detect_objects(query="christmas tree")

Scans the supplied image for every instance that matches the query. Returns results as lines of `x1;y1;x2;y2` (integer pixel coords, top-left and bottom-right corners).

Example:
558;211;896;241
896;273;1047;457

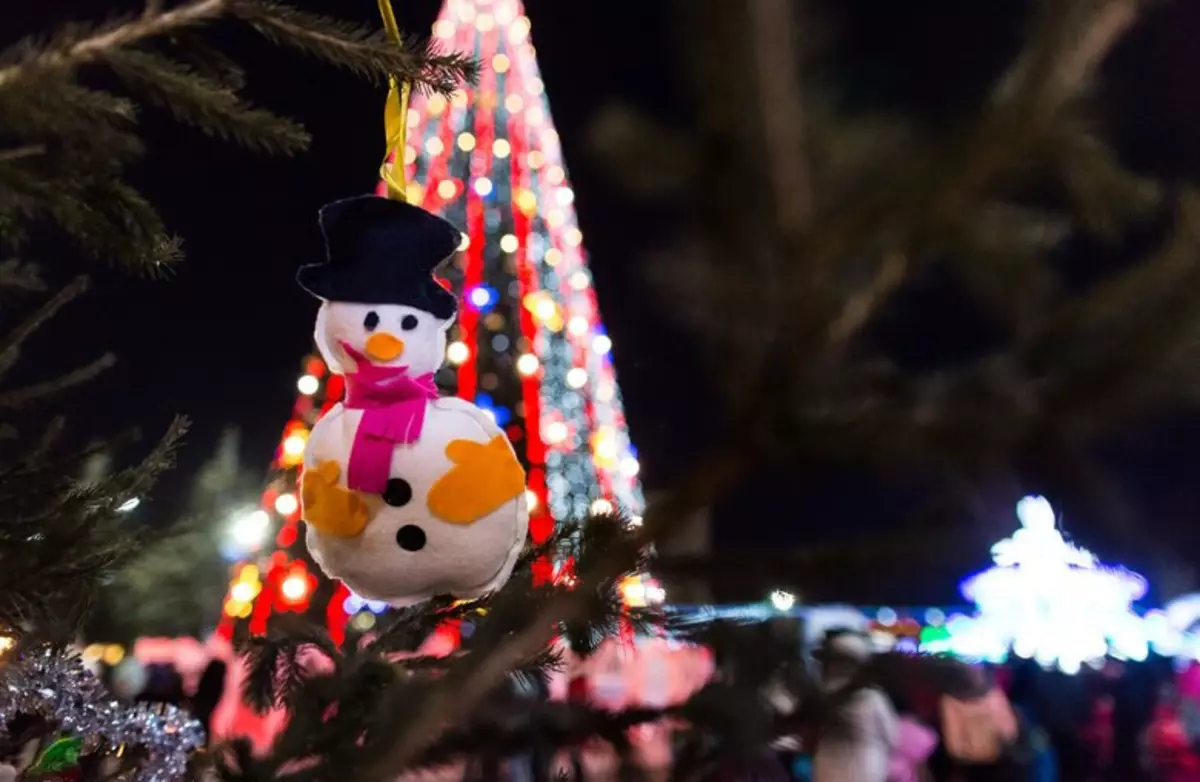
217;0;648;644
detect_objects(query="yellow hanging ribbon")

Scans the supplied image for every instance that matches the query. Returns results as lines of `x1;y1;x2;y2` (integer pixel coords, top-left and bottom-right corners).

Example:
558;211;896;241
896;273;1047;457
378;0;411;202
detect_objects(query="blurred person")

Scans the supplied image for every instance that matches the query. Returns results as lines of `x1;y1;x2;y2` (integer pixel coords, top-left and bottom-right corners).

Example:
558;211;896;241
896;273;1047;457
886;693;938;782
1142;682;1200;782
812;629;897;782
939;664;1020;781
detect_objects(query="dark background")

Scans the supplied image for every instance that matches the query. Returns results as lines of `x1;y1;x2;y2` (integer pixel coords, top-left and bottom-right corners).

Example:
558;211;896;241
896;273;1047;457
8;0;1200;604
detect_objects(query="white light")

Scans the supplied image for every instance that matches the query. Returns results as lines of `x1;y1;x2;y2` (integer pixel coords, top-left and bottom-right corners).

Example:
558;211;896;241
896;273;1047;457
499;234;518;253
297;374;320;395
534;298;557;322
595;384;614;402
770;590;796;612
274;492;299;516
566;367;588;389
628;514;644;527
458;232;470;251
283;434;307;458
567;315;589;336
620;457;640;477
516;353;540;376
281;574;308;602
544;421;568;444
592;335;612;355
590;498;614;515
569;271;590;290
116;497;140;513
556;188;575;206
524;489;539;512
944;495;1151;674
469;287;491;307
231;509;271;549
474;177;493;196
493;139;511;158
447;341;470;364
230;582;256;603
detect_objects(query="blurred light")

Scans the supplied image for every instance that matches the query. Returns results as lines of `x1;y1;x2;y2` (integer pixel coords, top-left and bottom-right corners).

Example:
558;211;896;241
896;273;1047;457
544;248;562;267
569;270;590;290
629;514;644;527
451;90;468;109
526;107;545;126
524;489;539;512
230;581;256;603
770;590;796;612
404;146;417;165
281;575;308;602
437;180;457;199
544;421;568;444
505;94;525;113
510;16;531;42
351;612;377;631
116;497;140;513
620;457;640;478
458;232;470;251
102;645;125;666
534;298;556;322
447;341;470;365
231;509;271;549
474;177;493;197
567;316;589;336
407;108;420;127
500;234;519;253
565;227;583;246
530;77;545;96
492;53;510;73
877;607;898;626
527;150;544;169
546;209;565;228
590;498;614;515
282;432;307;459
516;353;540;376
425;137;444;156
274;492;299;517
433;19;455;39
566;367;588;389
428;94;447;115
475;12;494;31
547;165;565;185
557;188;575;207
592;335;613;355
493;139;511;158
297;374;319;395
457;132;476;151
469;287;492;308
515;189;537;214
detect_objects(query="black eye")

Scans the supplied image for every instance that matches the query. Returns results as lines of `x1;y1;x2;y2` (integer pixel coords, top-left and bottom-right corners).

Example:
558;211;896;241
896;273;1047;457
363;311;380;331
383;478;412;507
396;524;426;552
401;314;419;331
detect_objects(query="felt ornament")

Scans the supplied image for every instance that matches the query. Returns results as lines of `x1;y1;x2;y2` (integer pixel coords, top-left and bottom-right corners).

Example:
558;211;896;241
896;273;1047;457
297;195;529;607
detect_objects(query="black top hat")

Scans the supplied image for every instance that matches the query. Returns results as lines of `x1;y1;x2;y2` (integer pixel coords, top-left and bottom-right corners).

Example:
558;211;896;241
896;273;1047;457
297;195;460;319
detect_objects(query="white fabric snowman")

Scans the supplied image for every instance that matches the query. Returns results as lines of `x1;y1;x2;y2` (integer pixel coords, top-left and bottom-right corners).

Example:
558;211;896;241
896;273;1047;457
297;195;529;607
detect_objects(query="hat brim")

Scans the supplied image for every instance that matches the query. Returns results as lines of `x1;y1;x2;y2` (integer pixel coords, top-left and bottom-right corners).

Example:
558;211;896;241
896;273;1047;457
297;264;458;320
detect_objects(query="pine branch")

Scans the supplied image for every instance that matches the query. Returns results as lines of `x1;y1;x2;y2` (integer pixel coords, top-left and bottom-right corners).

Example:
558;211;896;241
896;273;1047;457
0;353;117;409
227;1;480;92
104;49;308;155
0;1;227;90
0;275;89;382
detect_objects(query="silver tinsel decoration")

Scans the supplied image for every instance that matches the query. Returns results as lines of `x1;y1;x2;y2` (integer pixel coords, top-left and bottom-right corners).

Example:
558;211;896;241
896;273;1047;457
0;647;205;782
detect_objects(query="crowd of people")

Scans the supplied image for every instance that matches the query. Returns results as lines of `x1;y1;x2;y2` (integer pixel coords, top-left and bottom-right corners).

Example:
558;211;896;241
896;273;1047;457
782;628;1200;782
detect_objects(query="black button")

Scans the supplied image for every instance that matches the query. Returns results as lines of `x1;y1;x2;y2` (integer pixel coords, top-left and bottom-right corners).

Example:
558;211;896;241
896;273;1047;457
396;524;426;551
401;314;419;331
384;478;412;507
364;311;380;331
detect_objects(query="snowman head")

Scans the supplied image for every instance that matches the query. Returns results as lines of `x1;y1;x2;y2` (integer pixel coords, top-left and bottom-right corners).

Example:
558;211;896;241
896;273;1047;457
298;195;461;375
315;301;452;376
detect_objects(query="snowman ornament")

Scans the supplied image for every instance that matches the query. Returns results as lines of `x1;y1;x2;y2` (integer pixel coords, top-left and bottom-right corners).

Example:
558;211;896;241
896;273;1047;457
297;195;529;607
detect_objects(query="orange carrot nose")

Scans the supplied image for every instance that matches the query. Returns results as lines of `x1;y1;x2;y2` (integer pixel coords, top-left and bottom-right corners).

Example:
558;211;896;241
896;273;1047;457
365;333;405;361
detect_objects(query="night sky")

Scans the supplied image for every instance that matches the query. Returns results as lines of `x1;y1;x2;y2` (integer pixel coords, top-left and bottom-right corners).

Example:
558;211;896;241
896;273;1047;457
9;1;1200;601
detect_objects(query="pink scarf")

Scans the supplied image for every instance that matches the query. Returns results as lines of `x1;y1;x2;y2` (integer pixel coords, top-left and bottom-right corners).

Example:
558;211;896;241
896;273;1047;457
341;344;438;494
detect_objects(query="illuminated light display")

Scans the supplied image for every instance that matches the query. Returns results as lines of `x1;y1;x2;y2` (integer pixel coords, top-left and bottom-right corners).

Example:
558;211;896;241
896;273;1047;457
923;496;1151;673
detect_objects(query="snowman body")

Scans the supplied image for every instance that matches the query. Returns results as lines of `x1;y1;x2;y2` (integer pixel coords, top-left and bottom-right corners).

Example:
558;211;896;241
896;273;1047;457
301;296;529;606
305;396;528;606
